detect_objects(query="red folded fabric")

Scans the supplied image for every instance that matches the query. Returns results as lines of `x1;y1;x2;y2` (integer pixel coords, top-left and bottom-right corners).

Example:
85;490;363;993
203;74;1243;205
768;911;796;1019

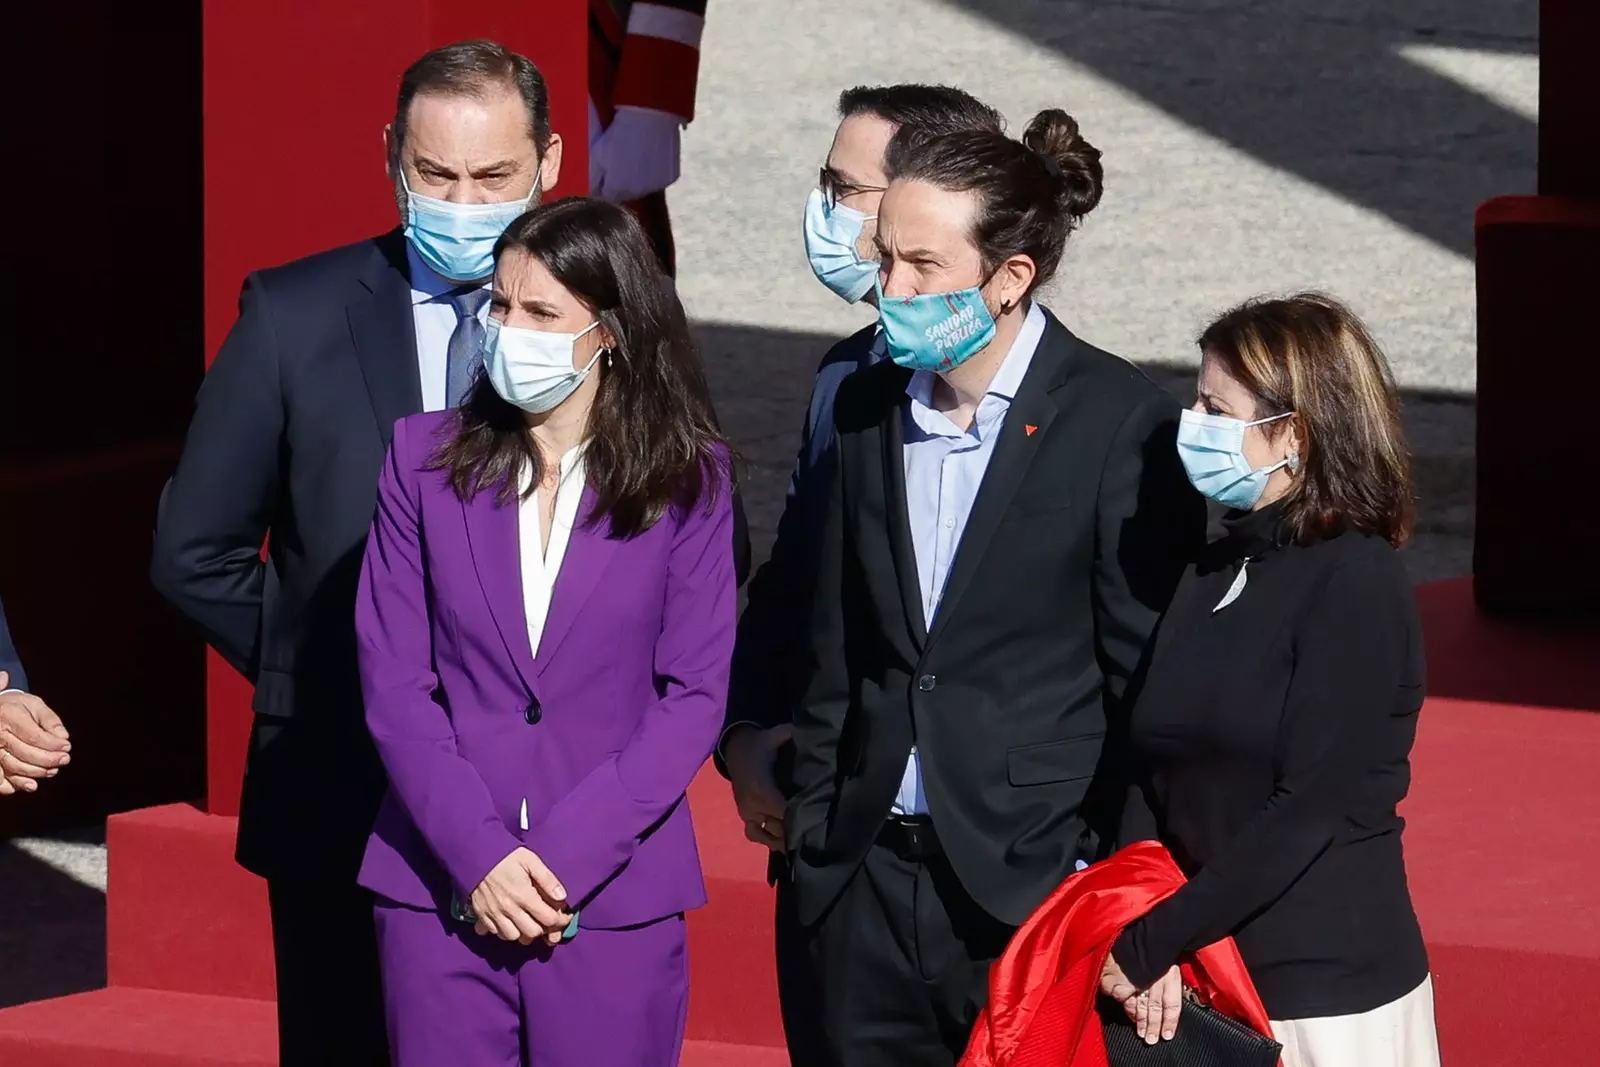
959;841;1277;1067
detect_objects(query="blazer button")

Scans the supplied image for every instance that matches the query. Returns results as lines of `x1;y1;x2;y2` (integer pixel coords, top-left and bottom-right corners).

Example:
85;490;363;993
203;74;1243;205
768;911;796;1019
523;700;542;725
918;675;937;692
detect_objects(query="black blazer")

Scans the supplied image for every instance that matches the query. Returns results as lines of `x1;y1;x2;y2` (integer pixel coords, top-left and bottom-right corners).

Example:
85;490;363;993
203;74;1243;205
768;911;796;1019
152;230;749;881
725;324;881;743
0;593;26;691
787;310;1205;927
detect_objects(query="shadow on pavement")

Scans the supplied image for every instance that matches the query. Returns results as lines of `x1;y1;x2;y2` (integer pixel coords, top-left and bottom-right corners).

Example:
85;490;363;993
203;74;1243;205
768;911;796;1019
0;826;107;1008
942;0;1537;258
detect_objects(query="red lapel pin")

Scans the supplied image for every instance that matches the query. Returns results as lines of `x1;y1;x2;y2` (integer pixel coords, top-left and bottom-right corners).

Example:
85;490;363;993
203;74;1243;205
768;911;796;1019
1024;424;1038;437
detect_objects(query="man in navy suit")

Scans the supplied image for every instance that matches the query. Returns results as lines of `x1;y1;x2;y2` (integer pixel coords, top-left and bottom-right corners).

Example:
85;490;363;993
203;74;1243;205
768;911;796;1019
0;593;70;797
152;41;566;1067
718;84;1003;1067
156;41;748;1065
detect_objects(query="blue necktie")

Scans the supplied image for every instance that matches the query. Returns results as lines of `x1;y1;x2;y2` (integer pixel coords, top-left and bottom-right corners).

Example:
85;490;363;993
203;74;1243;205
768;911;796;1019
445;289;490;407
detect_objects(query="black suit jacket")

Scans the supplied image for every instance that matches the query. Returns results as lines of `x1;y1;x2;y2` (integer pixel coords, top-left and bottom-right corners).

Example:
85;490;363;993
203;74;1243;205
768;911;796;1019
787;311;1205;927
0;593;26;691
152;230;749;881
725;324;881;744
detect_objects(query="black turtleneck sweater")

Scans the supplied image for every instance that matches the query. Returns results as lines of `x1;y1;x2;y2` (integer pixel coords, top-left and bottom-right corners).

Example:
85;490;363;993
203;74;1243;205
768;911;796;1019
1112;505;1430;1020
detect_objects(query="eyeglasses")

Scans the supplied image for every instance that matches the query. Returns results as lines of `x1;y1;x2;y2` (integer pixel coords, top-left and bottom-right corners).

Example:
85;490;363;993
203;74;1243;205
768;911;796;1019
819;167;888;210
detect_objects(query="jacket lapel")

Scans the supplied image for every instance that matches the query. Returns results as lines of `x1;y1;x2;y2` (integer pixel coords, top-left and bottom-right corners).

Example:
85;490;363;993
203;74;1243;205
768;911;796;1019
879;398;930;651
349;230;422;447
461;487;540;695
533;487;621;673
923;320;1069;651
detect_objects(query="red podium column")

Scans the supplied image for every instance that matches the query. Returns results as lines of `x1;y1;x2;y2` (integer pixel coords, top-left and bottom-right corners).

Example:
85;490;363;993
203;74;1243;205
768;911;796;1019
1473;0;1600;614
202;1;589;814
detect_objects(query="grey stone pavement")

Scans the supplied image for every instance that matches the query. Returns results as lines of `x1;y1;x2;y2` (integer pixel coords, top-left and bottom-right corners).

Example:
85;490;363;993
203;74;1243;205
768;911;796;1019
1;0;1537;1011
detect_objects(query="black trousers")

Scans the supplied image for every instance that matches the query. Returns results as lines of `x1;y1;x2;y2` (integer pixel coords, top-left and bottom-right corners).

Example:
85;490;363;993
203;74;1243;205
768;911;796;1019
267;876;391;1067
776;865;836;1066
809;841;1015;1067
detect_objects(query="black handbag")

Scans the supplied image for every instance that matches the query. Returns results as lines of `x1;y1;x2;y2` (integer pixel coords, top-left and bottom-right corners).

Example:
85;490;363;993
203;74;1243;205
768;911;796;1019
1098;989;1282;1066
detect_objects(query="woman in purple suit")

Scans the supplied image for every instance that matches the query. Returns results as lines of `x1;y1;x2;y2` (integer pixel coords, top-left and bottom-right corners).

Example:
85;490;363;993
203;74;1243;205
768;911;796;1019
354;197;737;1067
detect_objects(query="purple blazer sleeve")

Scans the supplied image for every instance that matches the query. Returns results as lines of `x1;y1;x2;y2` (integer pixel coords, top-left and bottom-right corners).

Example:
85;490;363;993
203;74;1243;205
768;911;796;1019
522;454;737;907
356;417;524;898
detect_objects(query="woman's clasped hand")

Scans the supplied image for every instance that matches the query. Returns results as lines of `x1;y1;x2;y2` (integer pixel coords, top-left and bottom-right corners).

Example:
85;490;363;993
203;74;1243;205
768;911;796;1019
469;847;572;946
1099;953;1184;1045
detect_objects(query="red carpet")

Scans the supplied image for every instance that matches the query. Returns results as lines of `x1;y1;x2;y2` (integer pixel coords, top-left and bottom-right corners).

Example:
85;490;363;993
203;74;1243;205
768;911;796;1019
0;577;1594;1063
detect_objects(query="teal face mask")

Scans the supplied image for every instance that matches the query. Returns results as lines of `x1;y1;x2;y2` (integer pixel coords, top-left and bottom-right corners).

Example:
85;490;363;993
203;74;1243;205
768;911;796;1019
401;171;538;282
874;275;998;373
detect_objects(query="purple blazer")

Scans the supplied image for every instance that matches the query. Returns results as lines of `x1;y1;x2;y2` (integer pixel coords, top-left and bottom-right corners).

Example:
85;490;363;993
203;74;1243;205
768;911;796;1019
354;410;736;928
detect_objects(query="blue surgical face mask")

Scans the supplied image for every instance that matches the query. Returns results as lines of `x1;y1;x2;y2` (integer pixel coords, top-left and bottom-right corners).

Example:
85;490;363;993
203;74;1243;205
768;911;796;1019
874;275;998;373
483;318;603;415
402;171;539;282
1176;409;1297;509
803;188;877;303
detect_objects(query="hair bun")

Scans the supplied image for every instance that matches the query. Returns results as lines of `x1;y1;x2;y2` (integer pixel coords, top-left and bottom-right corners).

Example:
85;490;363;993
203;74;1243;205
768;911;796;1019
1022;108;1104;222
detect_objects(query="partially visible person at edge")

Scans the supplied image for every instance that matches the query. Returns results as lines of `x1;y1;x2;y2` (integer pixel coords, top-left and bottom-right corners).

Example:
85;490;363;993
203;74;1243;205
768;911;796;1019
587;1;707;277
786;109;1206;1067
1101;293;1440;1067
356;197;736;1067
0;593;70;797
157;40;560;1067
717;83;1004;1067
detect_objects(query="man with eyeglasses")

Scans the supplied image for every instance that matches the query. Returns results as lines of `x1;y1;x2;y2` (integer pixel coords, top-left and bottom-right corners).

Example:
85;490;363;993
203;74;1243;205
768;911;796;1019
717;84;1003;1066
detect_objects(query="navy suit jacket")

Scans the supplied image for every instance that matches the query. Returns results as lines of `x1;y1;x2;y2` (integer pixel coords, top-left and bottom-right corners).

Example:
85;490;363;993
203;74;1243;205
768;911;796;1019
0;593;26;691
724;322;884;739
152;231;419;880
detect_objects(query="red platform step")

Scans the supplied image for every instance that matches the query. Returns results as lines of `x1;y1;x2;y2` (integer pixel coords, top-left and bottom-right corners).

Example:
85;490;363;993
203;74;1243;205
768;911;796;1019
105;804;273;1000
0;988;276;1067
0;987;786;1067
87;770;786;1047
1403;580;1600;1063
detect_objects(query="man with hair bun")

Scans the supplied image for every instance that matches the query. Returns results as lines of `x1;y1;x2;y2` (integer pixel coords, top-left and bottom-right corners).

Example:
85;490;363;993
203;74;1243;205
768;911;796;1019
785;109;1207;1065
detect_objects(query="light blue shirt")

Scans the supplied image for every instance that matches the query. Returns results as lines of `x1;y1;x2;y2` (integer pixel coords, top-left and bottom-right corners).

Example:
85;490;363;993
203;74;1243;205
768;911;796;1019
407;242;492;412
892;302;1048;815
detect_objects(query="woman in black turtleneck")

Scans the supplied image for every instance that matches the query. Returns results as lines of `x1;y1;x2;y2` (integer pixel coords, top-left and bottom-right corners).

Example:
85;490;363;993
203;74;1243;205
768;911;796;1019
1098;293;1440;1067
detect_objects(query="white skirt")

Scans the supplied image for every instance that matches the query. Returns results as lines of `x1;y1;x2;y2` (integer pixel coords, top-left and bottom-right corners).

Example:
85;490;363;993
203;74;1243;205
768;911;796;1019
1269;975;1441;1067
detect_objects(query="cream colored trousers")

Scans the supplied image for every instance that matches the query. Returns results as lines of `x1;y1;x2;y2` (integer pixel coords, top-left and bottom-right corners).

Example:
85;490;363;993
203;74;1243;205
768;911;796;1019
1269;976;1441;1067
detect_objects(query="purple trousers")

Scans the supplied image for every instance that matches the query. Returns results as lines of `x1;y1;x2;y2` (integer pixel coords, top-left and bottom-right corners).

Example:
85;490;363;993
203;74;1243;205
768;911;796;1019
374;903;689;1067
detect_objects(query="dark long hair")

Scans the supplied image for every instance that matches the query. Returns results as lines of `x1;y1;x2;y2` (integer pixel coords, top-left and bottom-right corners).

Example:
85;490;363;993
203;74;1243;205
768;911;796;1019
429;197;729;538
1199;292;1415;548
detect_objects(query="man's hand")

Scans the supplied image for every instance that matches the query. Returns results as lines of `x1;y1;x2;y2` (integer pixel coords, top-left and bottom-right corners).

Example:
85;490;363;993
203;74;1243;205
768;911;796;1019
0;673;70;796
724;723;791;850
1100;953;1182;1044
469;847;572;946
590;106;682;204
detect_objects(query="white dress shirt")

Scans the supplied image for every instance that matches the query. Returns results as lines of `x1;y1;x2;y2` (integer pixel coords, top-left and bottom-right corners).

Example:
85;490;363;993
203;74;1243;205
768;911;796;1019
516;444;587;835
518;445;589;658
892;302;1048;815
407;242;492;413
